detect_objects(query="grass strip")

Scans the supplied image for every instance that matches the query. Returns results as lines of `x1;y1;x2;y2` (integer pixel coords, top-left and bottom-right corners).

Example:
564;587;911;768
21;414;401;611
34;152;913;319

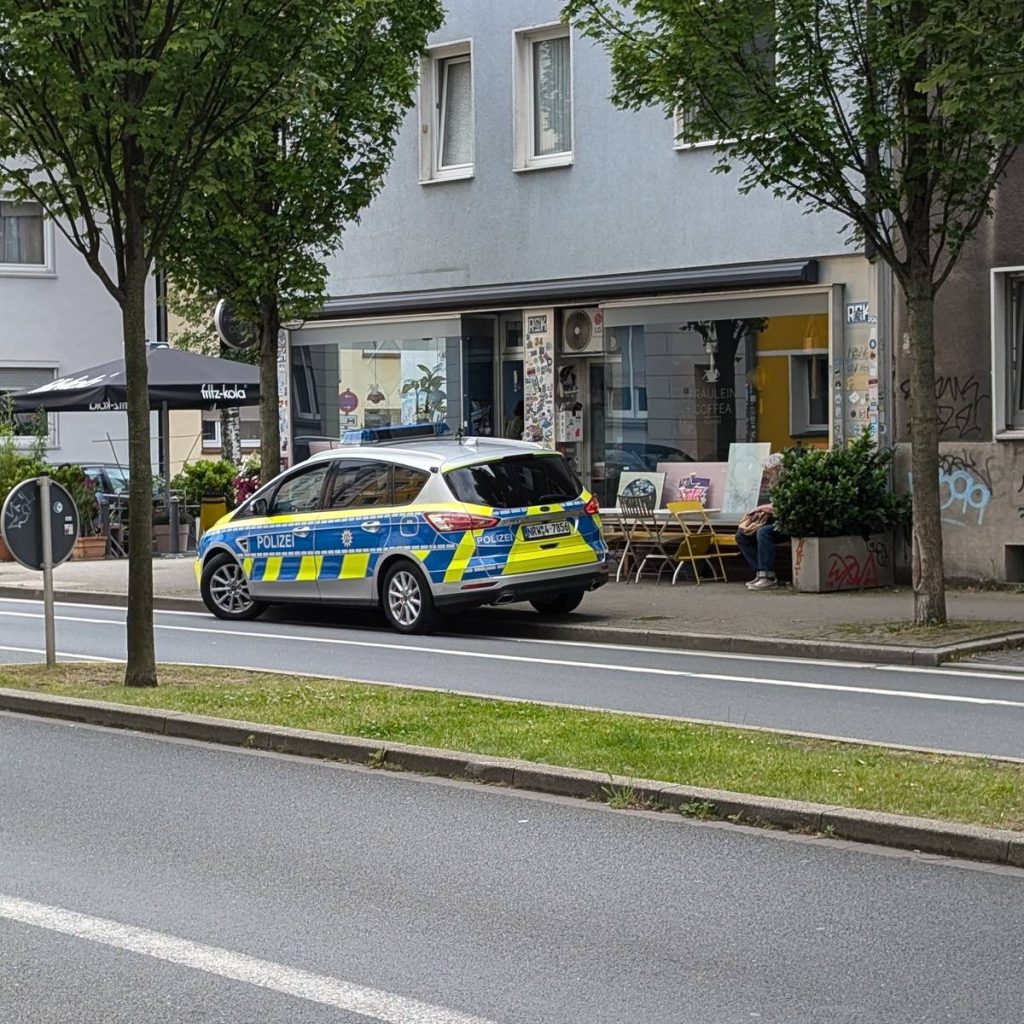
2;663;1021;832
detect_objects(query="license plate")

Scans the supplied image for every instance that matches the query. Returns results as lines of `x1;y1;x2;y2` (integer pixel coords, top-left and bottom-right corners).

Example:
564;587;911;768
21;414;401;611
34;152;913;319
523;521;572;540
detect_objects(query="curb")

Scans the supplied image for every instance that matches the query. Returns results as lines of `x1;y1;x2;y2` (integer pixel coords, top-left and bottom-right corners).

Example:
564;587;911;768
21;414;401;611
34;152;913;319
1;687;1020;868
3;585;1023;666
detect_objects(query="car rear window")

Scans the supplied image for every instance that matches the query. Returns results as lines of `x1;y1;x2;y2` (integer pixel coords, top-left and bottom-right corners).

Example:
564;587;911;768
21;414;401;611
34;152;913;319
445;454;581;509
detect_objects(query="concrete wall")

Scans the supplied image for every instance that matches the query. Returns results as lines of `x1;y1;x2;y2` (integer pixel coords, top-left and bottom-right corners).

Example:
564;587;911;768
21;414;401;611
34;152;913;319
324;0;856;300
2;226;157;467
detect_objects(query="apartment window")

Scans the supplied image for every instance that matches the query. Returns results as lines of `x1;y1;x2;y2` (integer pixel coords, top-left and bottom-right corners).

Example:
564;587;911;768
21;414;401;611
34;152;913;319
202;408;260;450
1;200;51;272
0;365;58;446
514;25;572;170
673;108;718;150
994;269;1024;432
419;42;474;183
789;353;829;436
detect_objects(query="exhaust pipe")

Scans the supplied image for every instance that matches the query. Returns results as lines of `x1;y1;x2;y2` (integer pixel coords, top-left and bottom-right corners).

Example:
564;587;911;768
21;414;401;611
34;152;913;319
493;591;518;606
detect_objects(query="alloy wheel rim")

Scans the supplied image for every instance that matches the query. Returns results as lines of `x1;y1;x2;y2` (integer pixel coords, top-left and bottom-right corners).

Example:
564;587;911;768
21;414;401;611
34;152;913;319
209;562;253;615
388;570;422;627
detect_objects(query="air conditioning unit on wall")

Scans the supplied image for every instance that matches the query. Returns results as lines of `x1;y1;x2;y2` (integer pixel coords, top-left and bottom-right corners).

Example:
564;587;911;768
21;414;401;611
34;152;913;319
561;308;605;355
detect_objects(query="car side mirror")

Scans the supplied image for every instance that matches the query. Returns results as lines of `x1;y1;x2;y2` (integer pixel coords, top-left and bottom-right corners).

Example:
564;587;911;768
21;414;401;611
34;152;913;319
250;497;269;517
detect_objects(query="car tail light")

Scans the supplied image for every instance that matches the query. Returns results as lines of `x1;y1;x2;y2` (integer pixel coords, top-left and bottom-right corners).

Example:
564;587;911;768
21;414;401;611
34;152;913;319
425;511;500;532
583;496;600;515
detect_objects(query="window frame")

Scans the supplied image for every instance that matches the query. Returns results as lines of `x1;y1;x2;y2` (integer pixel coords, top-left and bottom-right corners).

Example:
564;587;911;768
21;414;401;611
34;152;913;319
201;409;260;452
266;463;331;516
324;459;394;511
0;199;56;276
991;266;1024;438
513;23;574;172
418;39;474;185
788;351;830;437
0;364;59;448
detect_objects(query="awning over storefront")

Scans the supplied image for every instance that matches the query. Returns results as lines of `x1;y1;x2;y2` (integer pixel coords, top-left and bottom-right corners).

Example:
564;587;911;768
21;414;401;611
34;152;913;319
602;289;829;328
296;316;462;345
310;259;819;321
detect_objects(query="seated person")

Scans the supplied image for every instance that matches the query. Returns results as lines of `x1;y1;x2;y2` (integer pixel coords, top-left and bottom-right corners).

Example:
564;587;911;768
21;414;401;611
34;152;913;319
736;453;784;591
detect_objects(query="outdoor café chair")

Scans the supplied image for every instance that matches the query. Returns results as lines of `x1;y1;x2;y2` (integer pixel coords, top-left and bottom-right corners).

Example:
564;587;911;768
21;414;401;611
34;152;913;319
621;493;678;584
666;500;741;584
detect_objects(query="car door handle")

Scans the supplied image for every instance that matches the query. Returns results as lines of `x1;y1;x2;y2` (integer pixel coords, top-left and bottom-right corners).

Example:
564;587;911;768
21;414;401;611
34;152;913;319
361;520;382;532
292;527;311;537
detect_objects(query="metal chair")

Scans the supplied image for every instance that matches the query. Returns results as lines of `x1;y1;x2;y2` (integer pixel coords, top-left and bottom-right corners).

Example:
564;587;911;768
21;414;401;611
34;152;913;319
621;494;677;583
666;500;740;584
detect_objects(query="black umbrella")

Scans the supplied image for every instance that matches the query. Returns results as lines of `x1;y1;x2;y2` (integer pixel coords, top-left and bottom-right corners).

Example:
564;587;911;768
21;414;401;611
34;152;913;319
10;345;262;523
10;344;260;413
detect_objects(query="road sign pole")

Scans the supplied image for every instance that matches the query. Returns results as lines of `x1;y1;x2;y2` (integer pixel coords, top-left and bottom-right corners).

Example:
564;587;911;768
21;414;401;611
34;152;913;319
38;474;56;667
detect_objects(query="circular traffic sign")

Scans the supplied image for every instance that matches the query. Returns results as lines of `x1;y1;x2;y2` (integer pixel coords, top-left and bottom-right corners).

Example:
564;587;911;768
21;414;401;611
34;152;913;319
1;477;80;570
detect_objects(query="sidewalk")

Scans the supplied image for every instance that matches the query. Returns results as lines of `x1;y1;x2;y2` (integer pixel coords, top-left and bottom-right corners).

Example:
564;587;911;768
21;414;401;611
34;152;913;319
1;556;1023;665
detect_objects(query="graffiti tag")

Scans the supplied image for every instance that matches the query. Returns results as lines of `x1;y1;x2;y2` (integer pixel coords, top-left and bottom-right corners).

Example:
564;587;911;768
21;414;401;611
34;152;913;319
899;374;988;439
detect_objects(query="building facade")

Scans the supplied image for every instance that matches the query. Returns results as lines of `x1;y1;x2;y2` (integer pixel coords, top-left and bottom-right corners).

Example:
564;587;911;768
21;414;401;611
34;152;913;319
893;157;1024;581
285;1;887;509
1;199;157;468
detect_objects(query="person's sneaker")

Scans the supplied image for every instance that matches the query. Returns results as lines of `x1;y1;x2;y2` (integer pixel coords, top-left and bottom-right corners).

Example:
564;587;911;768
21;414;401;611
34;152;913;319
745;576;761;589
748;576;778;590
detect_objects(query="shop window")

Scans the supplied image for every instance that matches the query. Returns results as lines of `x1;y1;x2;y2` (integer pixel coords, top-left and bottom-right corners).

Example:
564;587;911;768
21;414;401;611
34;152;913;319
607;328;647;419
0;365;58;446
514;25;572;170
1;200;51;272
789;353;829;436
419;42;474;183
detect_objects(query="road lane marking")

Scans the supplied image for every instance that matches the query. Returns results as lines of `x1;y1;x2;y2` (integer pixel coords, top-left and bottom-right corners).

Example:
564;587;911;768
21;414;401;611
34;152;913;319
0;893;496;1024
0;645;121;662
2;598;1024;683
2;616;1024;711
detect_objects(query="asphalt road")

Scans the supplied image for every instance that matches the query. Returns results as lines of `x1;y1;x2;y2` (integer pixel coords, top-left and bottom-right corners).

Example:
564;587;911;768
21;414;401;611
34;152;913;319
1;597;1023;758
1;597;1023;759
2;712;1023;1024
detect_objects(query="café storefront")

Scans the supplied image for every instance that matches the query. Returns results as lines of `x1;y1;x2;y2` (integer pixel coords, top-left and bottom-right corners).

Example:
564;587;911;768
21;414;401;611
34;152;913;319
284;258;876;504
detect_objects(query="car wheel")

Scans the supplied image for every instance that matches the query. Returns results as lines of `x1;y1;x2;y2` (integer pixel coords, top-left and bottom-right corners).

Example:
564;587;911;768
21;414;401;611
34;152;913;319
530;590;585;616
381;560;438;634
201;553;267;621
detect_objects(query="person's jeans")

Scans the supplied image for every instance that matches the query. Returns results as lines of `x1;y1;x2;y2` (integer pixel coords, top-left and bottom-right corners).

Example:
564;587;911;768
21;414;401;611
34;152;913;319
736;523;780;573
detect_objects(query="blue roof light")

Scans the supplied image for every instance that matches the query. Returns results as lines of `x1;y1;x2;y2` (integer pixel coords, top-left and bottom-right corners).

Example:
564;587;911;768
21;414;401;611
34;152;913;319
341;422;451;445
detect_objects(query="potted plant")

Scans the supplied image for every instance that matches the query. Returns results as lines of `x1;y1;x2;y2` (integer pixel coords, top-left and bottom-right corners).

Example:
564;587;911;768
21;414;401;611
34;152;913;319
49;464;105;559
772;430;911;592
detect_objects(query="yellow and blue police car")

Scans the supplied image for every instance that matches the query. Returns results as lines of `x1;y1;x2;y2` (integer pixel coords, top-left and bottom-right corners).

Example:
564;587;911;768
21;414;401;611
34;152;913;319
196;424;609;633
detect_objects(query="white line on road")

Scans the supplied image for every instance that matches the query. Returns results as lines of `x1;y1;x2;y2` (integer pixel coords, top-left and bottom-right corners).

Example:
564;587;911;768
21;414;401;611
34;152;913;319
0;892;497;1024
0;644;122;662
2;596;1024;683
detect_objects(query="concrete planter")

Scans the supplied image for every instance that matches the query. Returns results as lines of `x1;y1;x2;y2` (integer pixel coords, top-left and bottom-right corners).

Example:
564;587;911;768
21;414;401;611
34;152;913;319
152;523;191;555
70;535;108;561
792;533;894;593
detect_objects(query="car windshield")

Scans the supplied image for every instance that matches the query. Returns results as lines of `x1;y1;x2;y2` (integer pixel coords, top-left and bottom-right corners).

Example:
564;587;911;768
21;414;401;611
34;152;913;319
445;454;581;509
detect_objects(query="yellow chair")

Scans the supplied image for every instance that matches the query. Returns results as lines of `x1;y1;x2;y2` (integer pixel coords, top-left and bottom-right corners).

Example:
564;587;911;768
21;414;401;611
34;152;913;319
666;500;740;584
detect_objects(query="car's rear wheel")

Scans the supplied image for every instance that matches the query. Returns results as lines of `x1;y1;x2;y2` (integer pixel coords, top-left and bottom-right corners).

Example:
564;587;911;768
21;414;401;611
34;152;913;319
530;590;585;616
201;553;267;621
382;560;438;634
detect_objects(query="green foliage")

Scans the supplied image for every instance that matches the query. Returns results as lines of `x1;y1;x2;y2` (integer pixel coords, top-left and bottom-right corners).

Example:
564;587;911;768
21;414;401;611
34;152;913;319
171;459;239;508
772;432;911;540
49;465;100;537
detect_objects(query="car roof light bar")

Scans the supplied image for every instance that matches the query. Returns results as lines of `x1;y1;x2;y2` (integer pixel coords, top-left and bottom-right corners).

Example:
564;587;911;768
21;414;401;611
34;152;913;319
341;422;452;445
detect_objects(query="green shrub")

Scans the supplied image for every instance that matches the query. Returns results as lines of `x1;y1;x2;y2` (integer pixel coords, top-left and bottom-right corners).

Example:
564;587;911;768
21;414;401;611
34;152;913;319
0;401;46;506
772;430;910;539
170;459;239;508
49;465;100;537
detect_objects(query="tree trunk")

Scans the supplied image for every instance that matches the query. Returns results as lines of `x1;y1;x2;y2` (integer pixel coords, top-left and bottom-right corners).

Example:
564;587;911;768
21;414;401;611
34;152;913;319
122;208;158;687
221;406;242;465
905;265;946;625
259;292;282;481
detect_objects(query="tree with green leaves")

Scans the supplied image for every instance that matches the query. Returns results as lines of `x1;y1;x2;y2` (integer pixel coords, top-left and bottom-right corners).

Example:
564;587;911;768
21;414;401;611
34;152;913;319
0;0;362;685
163;0;443;483
565;0;1024;624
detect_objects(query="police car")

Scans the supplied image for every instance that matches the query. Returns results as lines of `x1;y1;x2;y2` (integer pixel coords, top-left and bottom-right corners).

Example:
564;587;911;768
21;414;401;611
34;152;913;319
196;424;609;633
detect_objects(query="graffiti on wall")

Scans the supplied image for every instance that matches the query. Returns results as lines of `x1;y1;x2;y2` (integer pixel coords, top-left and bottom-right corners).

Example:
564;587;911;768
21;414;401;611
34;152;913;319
899;375;988;439
934;452;993;527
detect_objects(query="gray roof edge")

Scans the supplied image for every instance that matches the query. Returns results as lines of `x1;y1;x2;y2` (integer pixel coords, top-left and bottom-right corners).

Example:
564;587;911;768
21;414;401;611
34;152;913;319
312;259;819;321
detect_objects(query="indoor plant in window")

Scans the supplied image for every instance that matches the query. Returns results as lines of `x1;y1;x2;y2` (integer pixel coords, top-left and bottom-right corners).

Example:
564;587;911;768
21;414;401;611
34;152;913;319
772;430;911;592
